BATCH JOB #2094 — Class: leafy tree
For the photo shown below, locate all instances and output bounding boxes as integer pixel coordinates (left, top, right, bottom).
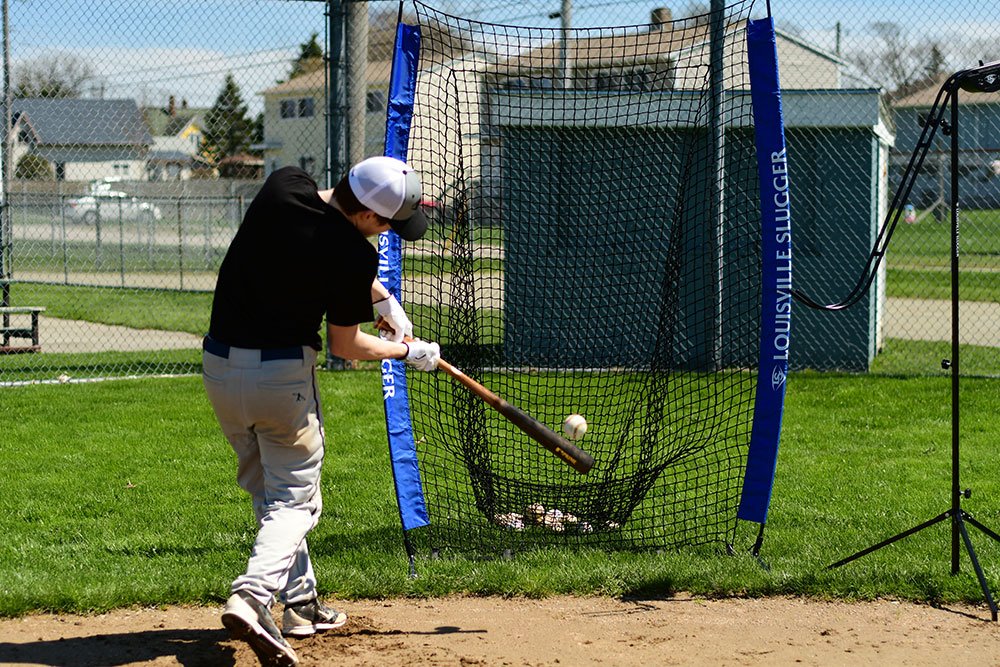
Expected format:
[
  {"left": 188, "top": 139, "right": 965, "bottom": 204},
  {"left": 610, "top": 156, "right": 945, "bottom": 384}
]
[
  {"left": 289, "top": 32, "right": 324, "bottom": 80},
  {"left": 200, "top": 74, "right": 254, "bottom": 165},
  {"left": 14, "top": 54, "right": 94, "bottom": 98},
  {"left": 14, "top": 154, "right": 53, "bottom": 180}
]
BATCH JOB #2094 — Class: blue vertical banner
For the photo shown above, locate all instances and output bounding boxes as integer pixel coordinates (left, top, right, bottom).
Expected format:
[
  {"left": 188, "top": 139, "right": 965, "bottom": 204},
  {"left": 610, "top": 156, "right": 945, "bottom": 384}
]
[
  {"left": 737, "top": 16, "right": 792, "bottom": 524},
  {"left": 380, "top": 22, "right": 429, "bottom": 532}
]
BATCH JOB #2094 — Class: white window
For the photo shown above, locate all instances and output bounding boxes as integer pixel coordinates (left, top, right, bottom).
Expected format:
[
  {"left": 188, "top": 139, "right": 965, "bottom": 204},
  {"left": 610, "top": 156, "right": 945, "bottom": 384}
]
[{"left": 113, "top": 163, "right": 130, "bottom": 176}]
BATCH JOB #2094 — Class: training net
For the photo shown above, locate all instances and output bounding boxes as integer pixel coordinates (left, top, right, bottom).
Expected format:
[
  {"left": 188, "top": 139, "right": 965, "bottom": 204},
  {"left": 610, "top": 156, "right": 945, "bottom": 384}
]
[{"left": 394, "top": 0, "right": 774, "bottom": 553}]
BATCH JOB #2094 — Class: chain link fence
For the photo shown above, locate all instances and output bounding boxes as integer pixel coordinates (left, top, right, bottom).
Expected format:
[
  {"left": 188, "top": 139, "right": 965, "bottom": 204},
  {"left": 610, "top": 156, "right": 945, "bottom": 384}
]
[{"left": 0, "top": 0, "right": 997, "bottom": 384}]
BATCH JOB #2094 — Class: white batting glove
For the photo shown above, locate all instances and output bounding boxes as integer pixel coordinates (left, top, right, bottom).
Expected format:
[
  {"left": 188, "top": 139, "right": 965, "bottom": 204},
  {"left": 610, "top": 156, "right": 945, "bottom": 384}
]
[
  {"left": 374, "top": 294, "right": 413, "bottom": 343},
  {"left": 404, "top": 339, "right": 440, "bottom": 372}
]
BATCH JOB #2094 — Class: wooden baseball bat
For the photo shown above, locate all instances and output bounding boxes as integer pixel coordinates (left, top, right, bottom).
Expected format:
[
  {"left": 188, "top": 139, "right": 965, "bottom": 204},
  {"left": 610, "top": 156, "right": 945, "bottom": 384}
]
[{"left": 378, "top": 319, "right": 594, "bottom": 474}]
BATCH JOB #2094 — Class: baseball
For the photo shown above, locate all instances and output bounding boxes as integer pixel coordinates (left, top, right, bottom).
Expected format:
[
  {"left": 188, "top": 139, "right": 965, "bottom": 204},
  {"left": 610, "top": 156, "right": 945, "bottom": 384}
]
[
  {"left": 562, "top": 413, "right": 588, "bottom": 440},
  {"left": 525, "top": 502, "right": 546, "bottom": 525}
]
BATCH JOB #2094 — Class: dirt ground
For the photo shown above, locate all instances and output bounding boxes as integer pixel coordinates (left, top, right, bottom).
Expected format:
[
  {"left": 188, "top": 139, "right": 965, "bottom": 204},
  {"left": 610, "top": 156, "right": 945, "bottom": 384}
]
[{"left": 1, "top": 595, "right": 1000, "bottom": 666}]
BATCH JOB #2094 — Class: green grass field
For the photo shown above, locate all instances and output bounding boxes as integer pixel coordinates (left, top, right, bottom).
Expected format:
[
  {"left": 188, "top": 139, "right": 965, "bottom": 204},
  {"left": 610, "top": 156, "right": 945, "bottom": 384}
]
[
  {"left": 13, "top": 283, "right": 213, "bottom": 335},
  {"left": 1, "top": 370, "right": 998, "bottom": 617},
  {"left": 1, "top": 210, "right": 996, "bottom": 618},
  {"left": 888, "top": 209, "right": 1000, "bottom": 269},
  {"left": 5, "top": 281, "right": 994, "bottom": 381},
  {"left": 14, "top": 238, "right": 504, "bottom": 278},
  {"left": 887, "top": 208, "right": 1000, "bottom": 302}
]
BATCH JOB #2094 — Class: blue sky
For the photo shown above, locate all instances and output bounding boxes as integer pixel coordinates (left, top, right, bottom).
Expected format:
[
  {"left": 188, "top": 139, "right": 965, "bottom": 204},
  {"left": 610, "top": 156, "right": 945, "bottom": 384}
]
[
  {"left": 9, "top": 0, "right": 999, "bottom": 112},
  {"left": 11, "top": 1, "right": 327, "bottom": 112}
]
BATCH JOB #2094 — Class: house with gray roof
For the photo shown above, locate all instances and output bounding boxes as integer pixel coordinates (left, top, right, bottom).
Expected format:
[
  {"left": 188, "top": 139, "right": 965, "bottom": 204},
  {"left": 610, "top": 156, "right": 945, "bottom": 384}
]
[
  {"left": 12, "top": 98, "right": 152, "bottom": 181},
  {"left": 892, "top": 73, "right": 1000, "bottom": 209}
]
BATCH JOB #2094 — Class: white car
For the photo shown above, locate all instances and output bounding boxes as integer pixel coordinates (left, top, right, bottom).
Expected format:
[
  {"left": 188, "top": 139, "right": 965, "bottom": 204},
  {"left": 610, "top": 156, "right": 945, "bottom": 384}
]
[{"left": 65, "top": 179, "right": 163, "bottom": 223}]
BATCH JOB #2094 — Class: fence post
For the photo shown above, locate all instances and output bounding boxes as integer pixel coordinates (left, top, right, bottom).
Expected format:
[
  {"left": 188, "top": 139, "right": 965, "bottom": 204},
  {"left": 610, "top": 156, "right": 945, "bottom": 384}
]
[
  {"left": 177, "top": 197, "right": 183, "bottom": 290},
  {"left": 0, "top": 0, "right": 10, "bottom": 311},
  {"left": 50, "top": 189, "right": 57, "bottom": 254},
  {"left": 118, "top": 197, "right": 125, "bottom": 287},
  {"left": 60, "top": 193, "right": 68, "bottom": 283},
  {"left": 95, "top": 199, "right": 103, "bottom": 269},
  {"left": 147, "top": 205, "right": 154, "bottom": 265},
  {"left": 204, "top": 199, "right": 211, "bottom": 270}
]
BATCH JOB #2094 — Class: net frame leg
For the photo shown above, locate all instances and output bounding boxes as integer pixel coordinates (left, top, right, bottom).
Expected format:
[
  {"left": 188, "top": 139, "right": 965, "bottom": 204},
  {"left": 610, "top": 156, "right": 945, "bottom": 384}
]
[{"left": 826, "top": 70, "right": 1000, "bottom": 622}]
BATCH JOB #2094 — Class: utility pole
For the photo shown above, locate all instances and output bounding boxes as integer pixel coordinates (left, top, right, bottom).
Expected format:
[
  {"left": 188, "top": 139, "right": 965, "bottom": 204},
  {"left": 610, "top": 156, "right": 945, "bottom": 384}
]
[{"left": 1, "top": 0, "right": 11, "bottom": 310}]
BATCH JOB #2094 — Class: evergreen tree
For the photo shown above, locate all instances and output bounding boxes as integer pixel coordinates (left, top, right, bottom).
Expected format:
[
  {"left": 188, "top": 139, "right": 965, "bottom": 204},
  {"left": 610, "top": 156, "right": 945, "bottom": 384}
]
[
  {"left": 926, "top": 44, "right": 946, "bottom": 79},
  {"left": 201, "top": 74, "right": 254, "bottom": 165},
  {"left": 289, "top": 32, "right": 324, "bottom": 80}
]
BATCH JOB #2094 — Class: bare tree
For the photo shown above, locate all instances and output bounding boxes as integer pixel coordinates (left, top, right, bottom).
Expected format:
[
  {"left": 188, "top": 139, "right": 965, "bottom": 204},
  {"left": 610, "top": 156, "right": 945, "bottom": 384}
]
[
  {"left": 956, "top": 37, "right": 1000, "bottom": 68},
  {"left": 676, "top": 2, "right": 712, "bottom": 26},
  {"left": 14, "top": 53, "right": 95, "bottom": 98},
  {"left": 848, "top": 22, "right": 947, "bottom": 98}
]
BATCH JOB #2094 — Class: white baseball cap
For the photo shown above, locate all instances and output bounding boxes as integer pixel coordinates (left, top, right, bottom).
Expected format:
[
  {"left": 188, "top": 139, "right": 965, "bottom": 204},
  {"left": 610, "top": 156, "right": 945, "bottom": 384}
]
[{"left": 348, "top": 156, "right": 428, "bottom": 241}]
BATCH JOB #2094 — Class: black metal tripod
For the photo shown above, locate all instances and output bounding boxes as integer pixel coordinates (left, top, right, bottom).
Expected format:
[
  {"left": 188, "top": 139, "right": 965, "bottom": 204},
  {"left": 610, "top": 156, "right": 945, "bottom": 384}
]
[{"left": 826, "top": 61, "right": 1000, "bottom": 622}]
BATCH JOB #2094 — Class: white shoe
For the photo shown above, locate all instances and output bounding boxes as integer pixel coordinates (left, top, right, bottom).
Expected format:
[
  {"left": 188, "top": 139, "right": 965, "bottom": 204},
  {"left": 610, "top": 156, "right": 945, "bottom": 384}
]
[
  {"left": 282, "top": 598, "right": 348, "bottom": 637},
  {"left": 222, "top": 591, "right": 299, "bottom": 666}
]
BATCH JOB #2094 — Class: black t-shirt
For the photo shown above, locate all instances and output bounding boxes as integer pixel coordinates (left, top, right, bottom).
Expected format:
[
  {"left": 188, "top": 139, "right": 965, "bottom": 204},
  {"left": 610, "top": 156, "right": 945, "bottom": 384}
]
[{"left": 208, "top": 167, "right": 377, "bottom": 350}]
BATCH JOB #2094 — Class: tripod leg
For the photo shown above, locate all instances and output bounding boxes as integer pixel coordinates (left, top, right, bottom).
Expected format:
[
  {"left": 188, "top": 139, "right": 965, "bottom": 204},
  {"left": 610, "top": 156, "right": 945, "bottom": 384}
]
[
  {"left": 827, "top": 511, "right": 950, "bottom": 569},
  {"left": 964, "top": 514, "right": 1000, "bottom": 545},
  {"left": 956, "top": 514, "right": 999, "bottom": 622}
]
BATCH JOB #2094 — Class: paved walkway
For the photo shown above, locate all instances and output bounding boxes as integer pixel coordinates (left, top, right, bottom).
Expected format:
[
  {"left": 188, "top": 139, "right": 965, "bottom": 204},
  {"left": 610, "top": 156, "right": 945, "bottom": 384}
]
[
  {"left": 885, "top": 298, "right": 1000, "bottom": 347},
  {"left": 11, "top": 293, "right": 999, "bottom": 355},
  {"left": 38, "top": 316, "right": 201, "bottom": 354}
]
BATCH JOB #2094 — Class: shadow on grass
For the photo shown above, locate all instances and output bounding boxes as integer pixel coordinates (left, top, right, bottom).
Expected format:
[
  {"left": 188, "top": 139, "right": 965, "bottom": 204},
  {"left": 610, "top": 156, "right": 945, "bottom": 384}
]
[{"left": 0, "top": 628, "right": 234, "bottom": 666}]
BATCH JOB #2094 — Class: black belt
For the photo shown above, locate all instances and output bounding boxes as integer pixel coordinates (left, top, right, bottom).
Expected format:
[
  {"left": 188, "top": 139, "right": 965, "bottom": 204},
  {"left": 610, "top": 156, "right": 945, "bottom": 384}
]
[{"left": 203, "top": 336, "right": 304, "bottom": 361}]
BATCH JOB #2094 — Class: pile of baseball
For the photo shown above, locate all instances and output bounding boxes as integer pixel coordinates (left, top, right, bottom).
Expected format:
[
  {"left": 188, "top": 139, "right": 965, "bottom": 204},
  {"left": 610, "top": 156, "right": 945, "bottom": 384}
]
[{"left": 493, "top": 502, "right": 594, "bottom": 534}]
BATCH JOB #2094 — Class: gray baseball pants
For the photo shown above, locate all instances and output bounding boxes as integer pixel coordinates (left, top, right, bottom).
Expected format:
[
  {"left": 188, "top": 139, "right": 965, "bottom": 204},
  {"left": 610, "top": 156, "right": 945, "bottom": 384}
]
[{"left": 202, "top": 340, "right": 324, "bottom": 608}]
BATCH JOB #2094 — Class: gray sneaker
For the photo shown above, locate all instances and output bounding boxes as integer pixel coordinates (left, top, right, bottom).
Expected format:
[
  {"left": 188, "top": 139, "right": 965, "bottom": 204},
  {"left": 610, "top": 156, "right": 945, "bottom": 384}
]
[
  {"left": 222, "top": 591, "right": 299, "bottom": 666},
  {"left": 282, "top": 598, "right": 348, "bottom": 637}
]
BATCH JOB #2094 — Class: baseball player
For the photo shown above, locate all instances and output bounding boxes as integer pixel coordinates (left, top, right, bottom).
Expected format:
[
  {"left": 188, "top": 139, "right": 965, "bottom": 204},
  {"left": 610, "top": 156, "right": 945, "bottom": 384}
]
[{"left": 203, "top": 156, "right": 439, "bottom": 666}]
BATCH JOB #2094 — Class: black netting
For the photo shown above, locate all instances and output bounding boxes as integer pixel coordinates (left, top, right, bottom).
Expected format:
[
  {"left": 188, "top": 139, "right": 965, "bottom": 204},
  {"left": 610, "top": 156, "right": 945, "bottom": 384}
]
[{"left": 400, "top": 0, "right": 764, "bottom": 554}]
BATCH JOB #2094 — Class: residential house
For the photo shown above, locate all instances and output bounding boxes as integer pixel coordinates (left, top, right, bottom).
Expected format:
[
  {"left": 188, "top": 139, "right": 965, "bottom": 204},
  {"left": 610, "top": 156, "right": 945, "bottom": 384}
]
[
  {"left": 426, "top": 8, "right": 893, "bottom": 371},
  {"left": 217, "top": 152, "right": 265, "bottom": 179},
  {"left": 255, "top": 62, "right": 393, "bottom": 180},
  {"left": 11, "top": 98, "right": 152, "bottom": 181},
  {"left": 142, "top": 96, "right": 210, "bottom": 180},
  {"left": 417, "top": 9, "right": 875, "bottom": 211},
  {"left": 891, "top": 73, "right": 1000, "bottom": 208}
]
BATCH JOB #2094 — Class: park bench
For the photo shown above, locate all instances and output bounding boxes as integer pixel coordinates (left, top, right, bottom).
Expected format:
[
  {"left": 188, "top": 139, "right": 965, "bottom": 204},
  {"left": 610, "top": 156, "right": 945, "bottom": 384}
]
[{"left": 0, "top": 306, "right": 46, "bottom": 353}]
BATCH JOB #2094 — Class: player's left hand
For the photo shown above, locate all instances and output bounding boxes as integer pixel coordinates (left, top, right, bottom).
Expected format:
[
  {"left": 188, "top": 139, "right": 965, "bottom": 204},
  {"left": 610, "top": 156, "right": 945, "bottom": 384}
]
[{"left": 374, "top": 294, "right": 412, "bottom": 343}]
